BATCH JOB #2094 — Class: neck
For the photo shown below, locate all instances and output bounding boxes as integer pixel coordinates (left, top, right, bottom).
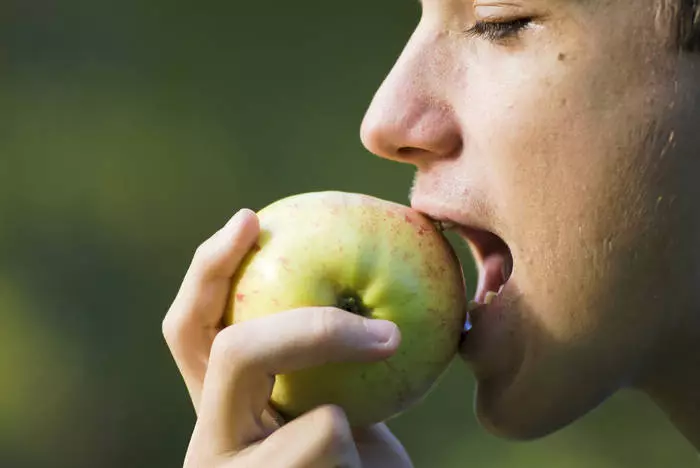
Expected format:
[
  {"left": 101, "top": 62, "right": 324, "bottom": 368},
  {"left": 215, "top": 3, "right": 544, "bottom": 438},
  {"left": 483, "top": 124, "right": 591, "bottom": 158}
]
[
  {"left": 645, "top": 370, "right": 700, "bottom": 450},
  {"left": 638, "top": 305, "right": 700, "bottom": 450},
  {"left": 642, "top": 70, "right": 700, "bottom": 449}
]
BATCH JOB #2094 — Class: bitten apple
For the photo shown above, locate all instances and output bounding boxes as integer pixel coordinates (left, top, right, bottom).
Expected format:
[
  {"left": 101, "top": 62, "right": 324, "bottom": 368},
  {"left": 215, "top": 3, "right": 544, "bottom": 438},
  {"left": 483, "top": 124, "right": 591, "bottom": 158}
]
[{"left": 226, "top": 191, "right": 467, "bottom": 426}]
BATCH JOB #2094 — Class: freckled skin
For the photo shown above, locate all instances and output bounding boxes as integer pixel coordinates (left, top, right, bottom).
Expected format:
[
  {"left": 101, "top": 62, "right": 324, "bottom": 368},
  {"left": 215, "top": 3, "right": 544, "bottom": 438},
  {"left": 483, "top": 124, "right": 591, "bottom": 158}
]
[
  {"left": 360, "top": 0, "right": 700, "bottom": 446},
  {"left": 226, "top": 191, "right": 467, "bottom": 427}
]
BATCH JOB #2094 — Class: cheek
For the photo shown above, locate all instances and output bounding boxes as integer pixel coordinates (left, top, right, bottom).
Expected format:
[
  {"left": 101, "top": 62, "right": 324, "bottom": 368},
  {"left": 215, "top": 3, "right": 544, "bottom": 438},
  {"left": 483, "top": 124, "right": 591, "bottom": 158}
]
[
  {"left": 448, "top": 5, "right": 687, "bottom": 437},
  {"left": 457, "top": 31, "right": 676, "bottom": 335}
]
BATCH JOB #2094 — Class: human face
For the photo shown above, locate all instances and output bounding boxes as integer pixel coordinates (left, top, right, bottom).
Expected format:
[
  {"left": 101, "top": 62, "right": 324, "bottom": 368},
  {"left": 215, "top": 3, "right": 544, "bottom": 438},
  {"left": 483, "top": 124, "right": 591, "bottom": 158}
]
[{"left": 361, "top": 0, "right": 700, "bottom": 439}]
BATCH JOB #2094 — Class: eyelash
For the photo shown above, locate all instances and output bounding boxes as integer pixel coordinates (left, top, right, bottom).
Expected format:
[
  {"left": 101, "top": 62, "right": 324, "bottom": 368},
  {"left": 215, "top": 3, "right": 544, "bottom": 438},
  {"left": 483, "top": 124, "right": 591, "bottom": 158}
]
[{"left": 464, "top": 18, "right": 533, "bottom": 42}]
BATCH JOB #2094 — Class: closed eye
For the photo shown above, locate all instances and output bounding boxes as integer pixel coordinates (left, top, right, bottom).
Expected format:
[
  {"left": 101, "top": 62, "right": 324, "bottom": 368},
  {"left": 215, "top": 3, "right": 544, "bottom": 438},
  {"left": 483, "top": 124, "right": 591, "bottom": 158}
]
[{"left": 464, "top": 18, "right": 532, "bottom": 42}]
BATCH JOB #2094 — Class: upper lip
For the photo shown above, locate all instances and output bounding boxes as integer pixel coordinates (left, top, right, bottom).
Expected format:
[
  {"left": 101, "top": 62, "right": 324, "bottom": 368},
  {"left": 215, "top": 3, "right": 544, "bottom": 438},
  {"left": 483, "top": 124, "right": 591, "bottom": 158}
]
[
  {"left": 411, "top": 196, "right": 499, "bottom": 241},
  {"left": 412, "top": 196, "right": 513, "bottom": 283}
]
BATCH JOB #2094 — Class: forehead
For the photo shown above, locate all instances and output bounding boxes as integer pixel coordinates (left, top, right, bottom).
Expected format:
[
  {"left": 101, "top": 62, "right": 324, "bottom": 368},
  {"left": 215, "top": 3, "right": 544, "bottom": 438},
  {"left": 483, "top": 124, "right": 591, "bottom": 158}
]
[
  {"left": 416, "top": 0, "right": 600, "bottom": 8},
  {"left": 414, "top": 0, "right": 664, "bottom": 29}
]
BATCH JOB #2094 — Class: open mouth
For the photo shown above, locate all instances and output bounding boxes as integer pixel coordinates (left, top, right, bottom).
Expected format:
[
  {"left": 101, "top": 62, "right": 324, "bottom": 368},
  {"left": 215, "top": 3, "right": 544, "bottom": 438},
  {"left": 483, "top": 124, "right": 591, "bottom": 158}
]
[
  {"left": 460, "top": 226, "right": 513, "bottom": 304},
  {"left": 436, "top": 221, "right": 513, "bottom": 327}
]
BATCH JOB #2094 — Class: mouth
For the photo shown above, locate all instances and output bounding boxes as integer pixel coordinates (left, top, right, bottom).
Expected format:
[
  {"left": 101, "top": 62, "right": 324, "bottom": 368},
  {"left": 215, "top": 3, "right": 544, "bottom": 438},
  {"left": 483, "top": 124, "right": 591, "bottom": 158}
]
[{"left": 434, "top": 220, "right": 514, "bottom": 329}]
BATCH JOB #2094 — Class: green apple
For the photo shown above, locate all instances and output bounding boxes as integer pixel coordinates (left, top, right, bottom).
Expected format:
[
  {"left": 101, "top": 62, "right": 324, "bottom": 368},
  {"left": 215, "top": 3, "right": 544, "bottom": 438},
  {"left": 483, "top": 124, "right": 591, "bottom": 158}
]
[{"left": 225, "top": 191, "right": 466, "bottom": 427}]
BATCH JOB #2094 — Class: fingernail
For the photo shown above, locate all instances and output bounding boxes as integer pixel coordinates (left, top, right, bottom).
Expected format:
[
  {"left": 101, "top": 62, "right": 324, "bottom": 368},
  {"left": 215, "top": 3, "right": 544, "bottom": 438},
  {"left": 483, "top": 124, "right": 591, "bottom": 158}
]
[{"left": 365, "top": 319, "right": 398, "bottom": 344}]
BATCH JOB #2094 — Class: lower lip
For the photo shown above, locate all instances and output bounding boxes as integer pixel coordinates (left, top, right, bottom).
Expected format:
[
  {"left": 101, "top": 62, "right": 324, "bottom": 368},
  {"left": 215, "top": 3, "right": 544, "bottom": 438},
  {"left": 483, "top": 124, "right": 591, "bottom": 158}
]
[
  {"left": 446, "top": 226, "right": 513, "bottom": 357},
  {"left": 459, "top": 284, "right": 508, "bottom": 360}
]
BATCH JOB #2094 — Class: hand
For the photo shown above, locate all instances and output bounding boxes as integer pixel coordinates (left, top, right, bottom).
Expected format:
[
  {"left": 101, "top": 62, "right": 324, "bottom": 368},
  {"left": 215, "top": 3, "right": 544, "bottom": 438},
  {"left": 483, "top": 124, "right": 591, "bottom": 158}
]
[{"left": 163, "top": 209, "right": 414, "bottom": 467}]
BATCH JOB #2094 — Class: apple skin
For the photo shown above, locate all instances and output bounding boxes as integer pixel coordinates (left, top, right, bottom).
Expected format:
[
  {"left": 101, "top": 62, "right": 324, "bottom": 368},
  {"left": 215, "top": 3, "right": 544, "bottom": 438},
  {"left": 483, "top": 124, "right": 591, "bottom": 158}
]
[{"left": 225, "top": 191, "right": 467, "bottom": 427}]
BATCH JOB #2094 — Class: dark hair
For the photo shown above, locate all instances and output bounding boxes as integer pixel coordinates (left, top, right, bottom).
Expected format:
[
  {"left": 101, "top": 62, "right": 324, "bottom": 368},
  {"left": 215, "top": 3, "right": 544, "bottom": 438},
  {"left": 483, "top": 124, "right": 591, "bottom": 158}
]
[{"left": 680, "top": 0, "right": 700, "bottom": 51}]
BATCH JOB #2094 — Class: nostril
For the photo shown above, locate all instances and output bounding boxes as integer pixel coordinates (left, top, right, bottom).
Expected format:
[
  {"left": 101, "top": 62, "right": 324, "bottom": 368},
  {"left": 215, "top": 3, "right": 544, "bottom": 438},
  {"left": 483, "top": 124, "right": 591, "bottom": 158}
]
[{"left": 397, "top": 147, "right": 422, "bottom": 157}]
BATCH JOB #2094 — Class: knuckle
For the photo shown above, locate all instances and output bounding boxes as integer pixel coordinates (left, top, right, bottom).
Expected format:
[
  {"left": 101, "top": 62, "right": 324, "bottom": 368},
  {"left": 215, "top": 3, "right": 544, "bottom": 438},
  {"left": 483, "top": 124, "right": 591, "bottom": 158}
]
[
  {"left": 161, "top": 311, "right": 182, "bottom": 347},
  {"left": 209, "top": 325, "right": 250, "bottom": 369},
  {"left": 315, "top": 405, "right": 352, "bottom": 447}
]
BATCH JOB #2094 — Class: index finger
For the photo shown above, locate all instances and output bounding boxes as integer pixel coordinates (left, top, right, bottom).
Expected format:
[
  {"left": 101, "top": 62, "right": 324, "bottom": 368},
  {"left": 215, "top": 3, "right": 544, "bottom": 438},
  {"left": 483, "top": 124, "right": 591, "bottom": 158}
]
[
  {"left": 194, "top": 307, "right": 400, "bottom": 454},
  {"left": 162, "top": 208, "right": 260, "bottom": 411}
]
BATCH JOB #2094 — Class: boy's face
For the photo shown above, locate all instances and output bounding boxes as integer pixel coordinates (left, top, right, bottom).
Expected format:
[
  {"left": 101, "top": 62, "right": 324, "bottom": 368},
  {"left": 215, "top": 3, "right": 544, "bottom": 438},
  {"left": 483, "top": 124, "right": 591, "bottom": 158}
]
[{"left": 362, "top": 0, "right": 700, "bottom": 438}]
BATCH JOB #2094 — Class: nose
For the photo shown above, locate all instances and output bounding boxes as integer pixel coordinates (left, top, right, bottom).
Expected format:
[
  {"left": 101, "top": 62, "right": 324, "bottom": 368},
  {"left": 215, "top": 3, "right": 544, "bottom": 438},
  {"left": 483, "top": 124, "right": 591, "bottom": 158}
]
[{"left": 360, "top": 30, "right": 463, "bottom": 168}]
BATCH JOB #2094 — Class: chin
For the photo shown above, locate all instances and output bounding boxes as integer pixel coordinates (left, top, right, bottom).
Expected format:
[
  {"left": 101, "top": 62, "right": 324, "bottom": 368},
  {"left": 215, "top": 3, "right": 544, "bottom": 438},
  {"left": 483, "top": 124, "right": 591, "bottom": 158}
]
[
  {"left": 460, "top": 287, "right": 622, "bottom": 441},
  {"left": 472, "top": 381, "right": 579, "bottom": 441},
  {"left": 469, "top": 365, "right": 616, "bottom": 441},
  {"left": 465, "top": 308, "right": 622, "bottom": 442}
]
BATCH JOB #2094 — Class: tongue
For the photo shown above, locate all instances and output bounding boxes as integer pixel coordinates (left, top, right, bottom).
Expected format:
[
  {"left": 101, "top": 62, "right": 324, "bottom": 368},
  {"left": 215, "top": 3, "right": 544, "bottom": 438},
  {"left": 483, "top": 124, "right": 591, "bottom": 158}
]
[{"left": 475, "top": 253, "right": 506, "bottom": 304}]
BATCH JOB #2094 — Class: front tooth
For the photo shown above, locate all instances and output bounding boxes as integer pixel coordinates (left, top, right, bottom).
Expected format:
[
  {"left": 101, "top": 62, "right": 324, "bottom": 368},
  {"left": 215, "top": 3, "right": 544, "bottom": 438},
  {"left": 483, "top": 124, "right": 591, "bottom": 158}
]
[
  {"left": 484, "top": 291, "right": 498, "bottom": 304},
  {"left": 467, "top": 300, "right": 481, "bottom": 311}
]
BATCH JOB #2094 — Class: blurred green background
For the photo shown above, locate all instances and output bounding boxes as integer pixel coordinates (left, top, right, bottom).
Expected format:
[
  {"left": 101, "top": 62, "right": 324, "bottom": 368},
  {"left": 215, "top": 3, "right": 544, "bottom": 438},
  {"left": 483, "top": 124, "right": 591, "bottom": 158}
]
[{"left": 2, "top": 1, "right": 697, "bottom": 467}]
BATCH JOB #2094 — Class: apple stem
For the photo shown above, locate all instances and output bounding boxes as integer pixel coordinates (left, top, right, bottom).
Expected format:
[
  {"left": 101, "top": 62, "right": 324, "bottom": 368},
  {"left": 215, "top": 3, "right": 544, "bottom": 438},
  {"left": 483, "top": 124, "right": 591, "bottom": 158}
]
[{"left": 337, "top": 293, "right": 369, "bottom": 317}]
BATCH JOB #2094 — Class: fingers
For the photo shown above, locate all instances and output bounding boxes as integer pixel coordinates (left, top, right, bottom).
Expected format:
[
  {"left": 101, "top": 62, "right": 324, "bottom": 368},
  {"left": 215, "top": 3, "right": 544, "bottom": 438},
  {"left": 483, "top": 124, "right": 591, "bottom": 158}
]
[
  {"left": 163, "top": 209, "right": 260, "bottom": 412},
  {"left": 239, "top": 405, "right": 362, "bottom": 468},
  {"left": 193, "top": 307, "right": 400, "bottom": 454},
  {"left": 353, "top": 424, "right": 414, "bottom": 467}
]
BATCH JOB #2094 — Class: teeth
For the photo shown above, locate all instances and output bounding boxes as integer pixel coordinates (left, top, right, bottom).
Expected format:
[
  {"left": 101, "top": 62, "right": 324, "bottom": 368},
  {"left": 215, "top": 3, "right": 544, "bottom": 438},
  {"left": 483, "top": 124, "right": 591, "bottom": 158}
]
[
  {"left": 484, "top": 291, "right": 498, "bottom": 305},
  {"left": 464, "top": 289, "right": 500, "bottom": 331},
  {"left": 467, "top": 300, "right": 481, "bottom": 312},
  {"left": 468, "top": 285, "right": 505, "bottom": 314},
  {"left": 467, "top": 289, "right": 501, "bottom": 310}
]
